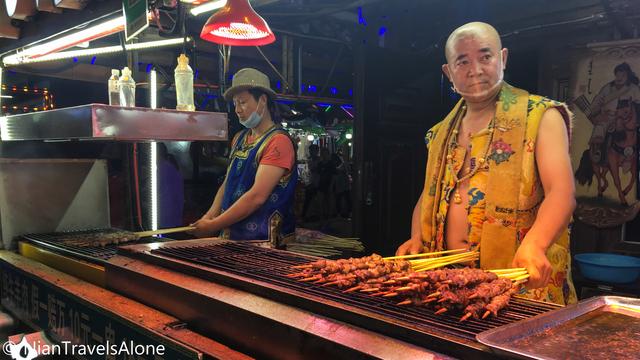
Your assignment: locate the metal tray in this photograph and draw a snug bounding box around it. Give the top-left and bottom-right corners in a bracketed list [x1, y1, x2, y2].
[476, 296, 640, 359]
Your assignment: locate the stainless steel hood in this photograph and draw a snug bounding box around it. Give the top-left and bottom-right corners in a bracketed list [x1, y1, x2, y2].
[0, 104, 228, 141]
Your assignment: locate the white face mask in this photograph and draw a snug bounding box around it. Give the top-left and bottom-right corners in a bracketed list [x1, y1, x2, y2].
[240, 98, 266, 129]
[450, 52, 505, 101]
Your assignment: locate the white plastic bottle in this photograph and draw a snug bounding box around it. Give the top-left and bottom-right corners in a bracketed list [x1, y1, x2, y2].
[108, 69, 120, 106]
[175, 54, 195, 111]
[118, 67, 136, 107]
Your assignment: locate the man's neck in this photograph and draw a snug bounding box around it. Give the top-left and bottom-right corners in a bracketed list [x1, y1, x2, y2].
[249, 116, 275, 138]
[464, 96, 497, 121]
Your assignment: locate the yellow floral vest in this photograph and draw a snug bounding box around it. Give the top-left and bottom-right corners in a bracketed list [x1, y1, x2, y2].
[421, 84, 577, 305]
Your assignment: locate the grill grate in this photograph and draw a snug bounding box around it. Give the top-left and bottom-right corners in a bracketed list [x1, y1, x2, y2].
[144, 241, 560, 342]
[22, 229, 173, 263]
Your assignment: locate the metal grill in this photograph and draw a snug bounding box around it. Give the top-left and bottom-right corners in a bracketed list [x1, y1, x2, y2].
[22, 229, 173, 264]
[131, 241, 560, 343]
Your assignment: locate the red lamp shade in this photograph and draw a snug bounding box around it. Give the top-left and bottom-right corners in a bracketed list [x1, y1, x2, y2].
[199, 0, 275, 46]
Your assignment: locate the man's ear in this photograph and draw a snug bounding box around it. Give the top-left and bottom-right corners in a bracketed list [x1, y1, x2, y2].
[442, 63, 452, 82]
[501, 48, 509, 70]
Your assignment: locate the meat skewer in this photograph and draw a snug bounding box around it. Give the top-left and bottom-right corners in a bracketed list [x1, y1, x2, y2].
[288, 256, 411, 281]
[397, 294, 440, 306]
[59, 230, 139, 247]
[57, 226, 193, 247]
[288, 255, 524, 320]
[482, 287, 518, 319]
[460, 299, 488, 321]
[468, 278, 513, 300]
[291, 254, 386, 270]
[313, 262, 413, 287]
[437, 287, 475, 308]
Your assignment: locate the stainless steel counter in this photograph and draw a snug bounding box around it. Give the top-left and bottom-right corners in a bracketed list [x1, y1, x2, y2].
[0, 104, 228, 141]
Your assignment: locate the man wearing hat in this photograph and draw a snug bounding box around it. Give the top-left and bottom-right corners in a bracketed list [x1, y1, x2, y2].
[190, 68, 297, 247]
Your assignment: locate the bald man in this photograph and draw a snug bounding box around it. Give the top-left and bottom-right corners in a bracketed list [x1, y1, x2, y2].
[396, 22, 577, 305]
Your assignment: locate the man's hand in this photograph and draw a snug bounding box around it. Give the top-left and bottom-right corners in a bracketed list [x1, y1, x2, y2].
[395, 238, 425, 256]
[188, 218, 220, 238]
[512, 240, 552, 289]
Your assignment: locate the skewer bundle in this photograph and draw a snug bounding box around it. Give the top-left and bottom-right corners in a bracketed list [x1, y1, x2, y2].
[287, 228, 365, 257]
[286, 251, 530, 321]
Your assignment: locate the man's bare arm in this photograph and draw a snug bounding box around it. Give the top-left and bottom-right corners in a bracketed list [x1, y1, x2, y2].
[512, 107, 576, 288]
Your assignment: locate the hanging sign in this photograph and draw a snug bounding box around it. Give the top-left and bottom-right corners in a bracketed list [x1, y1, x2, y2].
[123, 0, 148, 41]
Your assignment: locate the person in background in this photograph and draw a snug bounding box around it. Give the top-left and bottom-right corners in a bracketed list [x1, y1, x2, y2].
[302, 144, 320, 220]
[190, 68, 297, 248]
[332, 149, 352, 218]
[396, 22, 577, 305]
[317, 147, 335, 219]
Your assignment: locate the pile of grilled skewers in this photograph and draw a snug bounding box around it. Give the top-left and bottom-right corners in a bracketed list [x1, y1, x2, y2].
[57, 230, 140, 247]
[286, 250, 529, 322]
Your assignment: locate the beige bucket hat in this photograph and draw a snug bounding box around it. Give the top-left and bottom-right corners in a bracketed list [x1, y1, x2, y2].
[223, 68, 277, 101]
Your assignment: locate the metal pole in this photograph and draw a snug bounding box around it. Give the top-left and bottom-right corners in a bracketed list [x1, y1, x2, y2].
[218, 44, 226, 97]
[287, 38, 294, 94]
[255, 46, 292, 93]
[297, 44, 302, 96]
[281, 35, 288, 94]
[320, 44, 344, 95]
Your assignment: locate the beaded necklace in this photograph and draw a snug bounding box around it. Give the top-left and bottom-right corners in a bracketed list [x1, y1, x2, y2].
[445, 106, 496, 204]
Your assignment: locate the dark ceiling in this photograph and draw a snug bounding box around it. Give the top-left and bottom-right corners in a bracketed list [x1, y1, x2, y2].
[0, 0, 638, 102]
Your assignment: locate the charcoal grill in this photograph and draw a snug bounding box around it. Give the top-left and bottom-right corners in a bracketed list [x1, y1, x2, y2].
[114, 239, 560, 358]
[22, 228, 174, 264]
[19, 229, 176, 287]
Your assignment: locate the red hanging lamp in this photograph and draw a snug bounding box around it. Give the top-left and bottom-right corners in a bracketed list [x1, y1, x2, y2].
[199, 0, 275, 46]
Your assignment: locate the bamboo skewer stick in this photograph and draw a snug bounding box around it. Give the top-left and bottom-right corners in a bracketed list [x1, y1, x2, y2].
[413, 253, 479, 271]
[383, 248, 467, 260]
[343, 285, 362, 293]
[512, 274, 530, 282]
[495, 271, 528, 277]
[410, 251, 478, 263]
[513, 279, 528, 286]
[495, 271, 528, 278]
[460, 313, 473, 322]
[360, 288, 380, 293]
[435, 308, 448, 315]
[488, 268, 527, 273]
[410, 252, 478, 266]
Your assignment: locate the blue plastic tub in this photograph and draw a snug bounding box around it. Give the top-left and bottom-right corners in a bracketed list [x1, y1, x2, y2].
[574, 253, 640, 284]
